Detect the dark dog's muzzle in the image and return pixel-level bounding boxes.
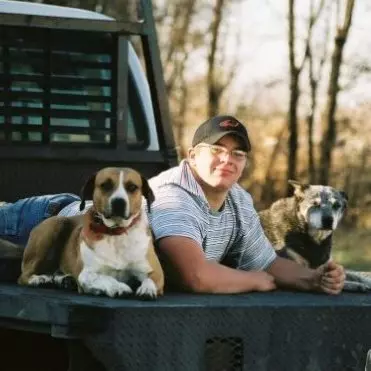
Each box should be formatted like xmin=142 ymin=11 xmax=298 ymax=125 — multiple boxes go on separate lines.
xmin=321 ymin=215 xmax=334 ymax=230
xmin=319 ymin=205 xmax=335 ymax=230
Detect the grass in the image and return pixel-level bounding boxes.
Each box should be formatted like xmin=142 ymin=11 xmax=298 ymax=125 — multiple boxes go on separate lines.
xmin=332 ymin=227 xmax=371 ymax=271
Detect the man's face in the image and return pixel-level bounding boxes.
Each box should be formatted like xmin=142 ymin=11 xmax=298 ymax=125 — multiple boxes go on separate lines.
xmin=189 ymin=135 xmax=248 ymax=191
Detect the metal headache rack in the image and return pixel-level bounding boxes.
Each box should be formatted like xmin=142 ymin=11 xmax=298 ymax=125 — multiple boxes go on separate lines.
xmin=0 ymin=0 xmax=175 ymax=161
xmin=0 ymin=0 xmax=177 ymax=201
xmin=0 ymin=26 xmax=117 ymax=146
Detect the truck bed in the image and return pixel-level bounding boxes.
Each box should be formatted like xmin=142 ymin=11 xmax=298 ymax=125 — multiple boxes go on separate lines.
xmin=0 ymin=283 xmax=370 ymax=371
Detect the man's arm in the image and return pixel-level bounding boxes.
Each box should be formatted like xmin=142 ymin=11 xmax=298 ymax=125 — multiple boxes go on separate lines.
xmin=158 ymin=236 xmax=276 ymax=294
xmin=158 ymin=237 xmax=345 ymax=295
xmin=266 ymin=256 xmax=345 ymax=295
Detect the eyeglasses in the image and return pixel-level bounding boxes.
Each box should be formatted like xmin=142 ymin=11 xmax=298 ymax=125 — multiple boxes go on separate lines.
xmin=196 ymin=144 xmax=248 ymax=161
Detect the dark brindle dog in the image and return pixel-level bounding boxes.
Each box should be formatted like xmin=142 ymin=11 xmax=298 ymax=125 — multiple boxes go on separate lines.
xmin=259 ymin=180 xmax=371 ymax=292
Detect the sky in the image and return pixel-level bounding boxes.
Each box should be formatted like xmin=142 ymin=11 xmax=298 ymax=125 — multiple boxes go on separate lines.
xmin=215 ymin=0 xmax=371 ymax=110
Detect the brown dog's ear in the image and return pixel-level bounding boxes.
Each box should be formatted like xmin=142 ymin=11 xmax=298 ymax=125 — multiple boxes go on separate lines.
xmin=141 ymin=175 xmax=155 ymax=212
xmin=288 ymin=179 xmax=309 ymax=199
xmin=79 ymin=173 xmax=96 ymax=211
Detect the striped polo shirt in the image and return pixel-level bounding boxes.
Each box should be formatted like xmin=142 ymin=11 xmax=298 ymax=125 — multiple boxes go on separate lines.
xmin=58 ymin=200 xmax=92 ymax=217
xmin=148 ymin=160 xmax=276 ymax=271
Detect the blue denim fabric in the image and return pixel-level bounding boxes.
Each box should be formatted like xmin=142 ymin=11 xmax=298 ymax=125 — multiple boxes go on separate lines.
xmin=0 ymin=193 xmax=80 ymax=246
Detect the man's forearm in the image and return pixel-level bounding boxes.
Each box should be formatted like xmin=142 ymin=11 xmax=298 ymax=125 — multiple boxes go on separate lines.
xmin=266 ymin=257 xmax=319 ymax=291
xmin=183 ymin=261 xmax=275 ymax=294
xmin=157 ymin=236 xmax=276 ymax=294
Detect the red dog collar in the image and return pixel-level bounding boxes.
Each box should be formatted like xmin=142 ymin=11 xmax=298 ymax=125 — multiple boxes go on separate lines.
xmin=89 ymin=213 xmax=141 ymax=236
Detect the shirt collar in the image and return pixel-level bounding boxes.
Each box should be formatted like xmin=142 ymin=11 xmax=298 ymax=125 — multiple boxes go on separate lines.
xmin=149 ymin=159 xmax=241 ymax=209
xmin=178 ymin=160 xmax=207 ymax=201
xmin=149 ymin=159 xmax=208 ymax=204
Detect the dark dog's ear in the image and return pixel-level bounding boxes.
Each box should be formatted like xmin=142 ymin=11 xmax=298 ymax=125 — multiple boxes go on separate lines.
xmin=340 ymin=191 xmax=348 ymax=206
xmin=79 ymin=173 xmax=96 ymax=211
xmin=141 ymin=175 xmax=155 ymax=212
xmin=288 ymin=179 xmax=309 ymax=199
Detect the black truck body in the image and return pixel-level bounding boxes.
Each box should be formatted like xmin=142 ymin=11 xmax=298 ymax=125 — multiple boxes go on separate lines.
xmin=0 ymin=1 xmax=370 ymax=371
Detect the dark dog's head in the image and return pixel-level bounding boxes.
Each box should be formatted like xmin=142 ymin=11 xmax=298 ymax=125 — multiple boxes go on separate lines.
xmin=80 ymin=167 xmax=154 ymax=227
xmin=289 ymin=180 xmax=348 ymax=231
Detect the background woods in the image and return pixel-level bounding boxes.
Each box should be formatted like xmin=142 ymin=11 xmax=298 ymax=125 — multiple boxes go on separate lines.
xmin=152 ymin=0 xmax=371 ymax=228
xmin=18 ymin=0 xmax=371 ymax=266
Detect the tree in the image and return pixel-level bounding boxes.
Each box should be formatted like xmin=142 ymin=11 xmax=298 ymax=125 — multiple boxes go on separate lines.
xmin=286 ymin=0 xmax=323 ymax=194
xmin=152 ymin=0 xmax=201 ymax=157
xmin=287 ymin=0 xmax=306 ymax=194
xmin=305 ymin=0 xmax=328 ymax=183
xmin=158 ymin=0 xmax=198 ymax=96
xmin=319 ymin=0 xmax=355 ymax=185
xmin=207 ymin=0 xmax=240 ymax=117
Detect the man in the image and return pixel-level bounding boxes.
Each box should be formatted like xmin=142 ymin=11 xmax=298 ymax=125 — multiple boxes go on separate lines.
xmin=148 ymin=115 xmax=345 ymax=294
xmin=0 ymin=115 xmax=345 ymax=294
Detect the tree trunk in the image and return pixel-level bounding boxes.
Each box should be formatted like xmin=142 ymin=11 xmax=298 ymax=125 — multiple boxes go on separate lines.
xmin=319 ymin=0 xmax=355 ymax=185
xmin=306 ymin=0 xmax=327 ymax=184
xmin=287 ymin=70 xmax=299 ymax=189
xmin=175 ymin=49 xmax=191 ymax=159
xmin=261 ymin=125 xmax=287 ymax=203
xmin=166 ymin=0 xmax=197 ymax=95
xmin=287 ymin=0 xmax=326 ymax=191
xmin=176 ymin=75 xmax=188 ymax=159
xmin=307 ymin=113 xmax=316 ymax=183
xmin=207 ymin=0 xmax=224 ymax=118
xmin=286 ymin=0 xmax=299 ymax=194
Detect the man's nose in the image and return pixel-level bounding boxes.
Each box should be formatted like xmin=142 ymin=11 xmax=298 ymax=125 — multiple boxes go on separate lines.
xmin=219 ymin=151 xmax=232 ymax=162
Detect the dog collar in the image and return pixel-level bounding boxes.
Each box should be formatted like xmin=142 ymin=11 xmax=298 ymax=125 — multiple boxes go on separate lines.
xmin=89 ymin=213 xmax=141 ymax=236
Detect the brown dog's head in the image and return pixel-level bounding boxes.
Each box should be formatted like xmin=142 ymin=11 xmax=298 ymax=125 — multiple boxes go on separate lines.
xmin=80 ymin=167 xmax=154 ymax=227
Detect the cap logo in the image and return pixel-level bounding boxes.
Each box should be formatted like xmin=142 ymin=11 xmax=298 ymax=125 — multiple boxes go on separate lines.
xmin=219 ymin=119 xmax=240 ymax=128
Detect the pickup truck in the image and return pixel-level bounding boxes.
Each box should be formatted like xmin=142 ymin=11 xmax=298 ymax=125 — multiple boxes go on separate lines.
xmin=1 ymin=1 xmax=371 ymax=371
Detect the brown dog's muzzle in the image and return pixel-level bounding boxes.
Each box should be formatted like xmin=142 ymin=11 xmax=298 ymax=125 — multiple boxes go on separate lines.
xmin=110 ymin=197 xmax=127 ymax=218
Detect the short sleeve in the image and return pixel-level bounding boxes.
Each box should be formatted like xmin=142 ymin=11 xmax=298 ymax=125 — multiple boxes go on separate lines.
xmin=223 ymin=188 xmax=277 ymax=271
xmin=237 ymin=212 xmax=277 ymax=270
xmin=148 ymin=185 xmax=206 ymax=246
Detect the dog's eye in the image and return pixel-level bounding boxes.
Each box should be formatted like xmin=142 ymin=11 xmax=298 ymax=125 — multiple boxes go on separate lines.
xmin=126 ymin=182 xmax=138 ymax=193
xmin=100 ymin=179 xmax=114 ymax=192
xmin=332 ymin=201 xmax=341 ymax=210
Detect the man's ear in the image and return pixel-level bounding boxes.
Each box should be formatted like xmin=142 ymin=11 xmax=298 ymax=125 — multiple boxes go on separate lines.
xmin=288 ymin=179 xmax=309 ymax=199
xmin=79 ymin=173 xmax=96 ymax=211
xmin=141 ymin=176 xmax=155 ymax=212
xmin=188 ymin=147 xmax=196 ymax=164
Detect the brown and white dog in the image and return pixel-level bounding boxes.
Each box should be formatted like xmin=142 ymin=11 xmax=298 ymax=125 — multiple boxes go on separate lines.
xmin=18 ymin=167 xmax=164 ymax=299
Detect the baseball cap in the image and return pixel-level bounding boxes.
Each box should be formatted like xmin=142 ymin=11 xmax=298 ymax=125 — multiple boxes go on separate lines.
xmin=192 ymin=115 xmax=251 ymax=152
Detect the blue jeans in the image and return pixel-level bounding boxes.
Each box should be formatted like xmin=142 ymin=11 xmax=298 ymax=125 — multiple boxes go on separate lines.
xmin=0 ymin=194 xmax=80 ymax=246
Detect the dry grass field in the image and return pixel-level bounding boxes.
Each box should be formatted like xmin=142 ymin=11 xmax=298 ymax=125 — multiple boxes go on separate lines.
xmin=333 ymin=228 xmax=371 ymax=271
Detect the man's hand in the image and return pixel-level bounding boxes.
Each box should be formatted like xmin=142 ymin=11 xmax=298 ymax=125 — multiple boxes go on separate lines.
xmin=252 ymin=271 xmax=277 ymax=292
xmin=266 ymin=256 xmax=346 ymax=293
xmin=315 ymin=261 xmax=345 ymax=295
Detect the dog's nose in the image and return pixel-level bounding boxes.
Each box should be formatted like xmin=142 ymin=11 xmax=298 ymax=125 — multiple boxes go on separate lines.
xmin=111 ymin=198 xmax=126 ymax=217
xmin=322 ymin=215 xmax=333 ymax=230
